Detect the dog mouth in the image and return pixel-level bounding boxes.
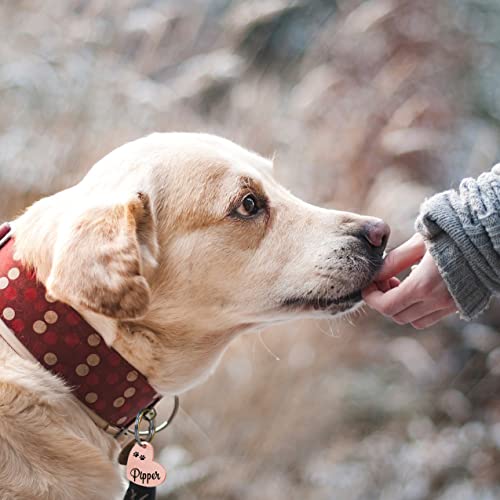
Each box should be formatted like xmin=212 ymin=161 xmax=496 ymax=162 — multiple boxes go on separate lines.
xmin=281 ymin=257 xmax=382 ymax=314
xmin=280 ymin=249 xmax=384 ymax=315
xmin=282 ymin=289 xmax=362 ymax=313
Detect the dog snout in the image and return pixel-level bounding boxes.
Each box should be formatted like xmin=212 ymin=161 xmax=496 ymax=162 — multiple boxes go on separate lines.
xmin=360 ymin=219 xmax=390 ymax=251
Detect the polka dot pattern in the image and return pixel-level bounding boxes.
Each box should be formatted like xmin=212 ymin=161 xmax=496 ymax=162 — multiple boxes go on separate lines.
xmin=76 ymin=364 xmax=90 ymax=376
xmin=87 ymin=353 xmax=100 ymax=366
xmin=124 ymin=387 xmax=136 ymax=398
xmin=85 ymin=392 xmax=98 ymax=404
xmin=33 ymin=320 xmax=47 ymax=334
xmin=113 ymin=397 xmax=125 ymax=408
xmin=43 ymin=352 xmax=58 ymax=366
xmin=87 ymin=334 xmax=101 ymax=347
xmin=44 ymin=310 xmax=58 ymax=324
xmin=3 ymin=307 xmax=15 ymax=320
xmin=45 ymin=293 xmax=56 ymax=303
xmin=0 ymin=235 xmax=160 ymax=428
xmin=7 ymin=267 xmax=19 ymax=280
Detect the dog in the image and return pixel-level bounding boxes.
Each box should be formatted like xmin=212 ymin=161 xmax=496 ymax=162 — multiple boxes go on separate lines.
xmin=0 ymin=133 xmax=389 ymax=499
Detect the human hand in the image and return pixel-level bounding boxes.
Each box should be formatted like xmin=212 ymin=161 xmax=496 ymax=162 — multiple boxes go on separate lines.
xmin=362 ymin=233 xmax=457 ymax=329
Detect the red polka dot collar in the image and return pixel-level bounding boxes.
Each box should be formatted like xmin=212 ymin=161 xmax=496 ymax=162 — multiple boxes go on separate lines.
xmin=0 ymin=223 xmax=161 ymax=434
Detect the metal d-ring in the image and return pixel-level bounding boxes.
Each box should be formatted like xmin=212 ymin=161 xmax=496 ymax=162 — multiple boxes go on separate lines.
xmin=134 ymin=408 xmax=156 ymax=445
xmin=135 ymin=396 xmax=179 ymax=440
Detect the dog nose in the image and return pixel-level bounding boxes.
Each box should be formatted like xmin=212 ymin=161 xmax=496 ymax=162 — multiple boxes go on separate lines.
xmin=362 ymin=219 xmax=390 ymax=250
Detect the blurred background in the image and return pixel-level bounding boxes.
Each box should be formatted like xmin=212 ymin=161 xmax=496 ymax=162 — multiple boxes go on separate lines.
xmin=1 ymin=0 xmax=500 ymax=498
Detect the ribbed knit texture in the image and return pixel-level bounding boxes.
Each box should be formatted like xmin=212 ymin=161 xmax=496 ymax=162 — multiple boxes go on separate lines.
xmin=415 ymin=164 xmax=500 ymax=320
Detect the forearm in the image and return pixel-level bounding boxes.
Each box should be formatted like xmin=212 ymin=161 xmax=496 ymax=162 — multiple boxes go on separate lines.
xmin=415 ymin=165 xmax=500 ymax=320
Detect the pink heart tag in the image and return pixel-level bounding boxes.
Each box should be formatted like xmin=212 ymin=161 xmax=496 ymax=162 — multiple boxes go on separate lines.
xmin=126 ymin=442 xmax=166 ymax=487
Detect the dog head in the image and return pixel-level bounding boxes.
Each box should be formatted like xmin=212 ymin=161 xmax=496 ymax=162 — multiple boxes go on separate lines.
xmin=16 ymin=133 xmax=389 ymax=392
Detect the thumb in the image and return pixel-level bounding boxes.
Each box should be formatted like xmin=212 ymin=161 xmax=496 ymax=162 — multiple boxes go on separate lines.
xmin=376 ymin=233 xmax=426 ymax=281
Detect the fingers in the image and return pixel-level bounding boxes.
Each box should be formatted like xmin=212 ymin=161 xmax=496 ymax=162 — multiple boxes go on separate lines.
xmin=363 ymin=263 xmax=425 ymax=316
xmin=363 ymin=233 xmax=424 ymax=302
xmin=362 ymin=236 xmax=457 ymax=329
xmin=410 ymin=306 xmax=456 ymax=329
xmin=364 ymin=285 xmax=456 ymax=328
xmin=363 ymin=282 xmax=378 ymax=296
xmin=393 ymin=296 xmax=454 ymax=325
xmin=362 ymin=281 xmax=416 ymax=317
xmin=376 ymin=233 xmax=426 ymax=281
xmin=363 ymin=249 xmax=456 ymax=328
xmin=373 ymin=277 xmax=401 ymax=293
xmin=376 ymin=279 xmax=392 ymax=293
xmin=388 ymin=277 xmax=401 ymax=289
xmin=393 ymin=301 xmax=427 ymax=324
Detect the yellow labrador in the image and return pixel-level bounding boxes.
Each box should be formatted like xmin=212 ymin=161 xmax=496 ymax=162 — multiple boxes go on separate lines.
xmin=0 ymin=133 xmax=389 ymax=499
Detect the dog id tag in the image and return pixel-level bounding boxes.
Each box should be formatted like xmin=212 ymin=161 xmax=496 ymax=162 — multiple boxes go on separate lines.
xmin=126 ymin=442 xmax=166 ymax=488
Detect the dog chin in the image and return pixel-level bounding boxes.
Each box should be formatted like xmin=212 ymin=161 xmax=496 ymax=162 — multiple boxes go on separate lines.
xmin=281 ymin=289 xmax=363 ymax=315
xmin=332 ymin=297 xmax=364 ymax=316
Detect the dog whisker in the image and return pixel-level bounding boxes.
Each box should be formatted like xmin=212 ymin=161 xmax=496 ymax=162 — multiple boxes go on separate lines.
xmin=258 ymin=332 xmax=281 ymax=361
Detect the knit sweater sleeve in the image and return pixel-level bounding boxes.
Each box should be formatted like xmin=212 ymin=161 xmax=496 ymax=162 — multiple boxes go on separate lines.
xmin=415 ymin=164 xmax=500 ymax=320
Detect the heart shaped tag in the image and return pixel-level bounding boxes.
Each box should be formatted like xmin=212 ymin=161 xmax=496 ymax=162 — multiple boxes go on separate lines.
xmin=126 ymin=442 xmax=166 ymax=487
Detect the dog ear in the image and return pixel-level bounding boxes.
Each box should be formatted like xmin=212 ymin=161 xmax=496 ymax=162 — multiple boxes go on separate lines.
xmin=46 ymin=192 xmax=158 ymax=320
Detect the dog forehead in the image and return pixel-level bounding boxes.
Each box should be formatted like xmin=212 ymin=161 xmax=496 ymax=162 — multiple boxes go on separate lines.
xmin=155 ymin=139 xmax=271 ymax=192
xmin=142 ymin=133 xmax=271 ymax=179
xmin=81 ymin=133 xmax=274 ymax=209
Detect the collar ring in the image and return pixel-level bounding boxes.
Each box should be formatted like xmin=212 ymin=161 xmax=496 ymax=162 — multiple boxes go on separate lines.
xmin=134 ymin=396 xmax=179 ymax=444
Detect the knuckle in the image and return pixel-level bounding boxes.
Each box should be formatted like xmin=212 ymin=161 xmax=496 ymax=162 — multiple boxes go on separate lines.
xmin=416 ymin=281 xmax=432 ymax=296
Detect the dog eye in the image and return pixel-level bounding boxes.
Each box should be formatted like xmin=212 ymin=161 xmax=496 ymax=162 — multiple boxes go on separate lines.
xmin=235 ymin=194 xmax=261 ymax=218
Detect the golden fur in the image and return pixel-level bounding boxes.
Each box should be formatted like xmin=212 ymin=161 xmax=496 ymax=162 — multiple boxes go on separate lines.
xmin=1 ymin=133 xmax=386 ymax=499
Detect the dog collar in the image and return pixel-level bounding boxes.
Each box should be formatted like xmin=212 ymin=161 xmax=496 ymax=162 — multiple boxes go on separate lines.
xmin=0 ymin=222 xmax=161 ymax=434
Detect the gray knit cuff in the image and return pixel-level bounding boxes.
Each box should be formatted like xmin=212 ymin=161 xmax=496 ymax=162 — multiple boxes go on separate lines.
xmin=416 ymin=193 xmax=492 ymax=321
